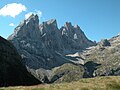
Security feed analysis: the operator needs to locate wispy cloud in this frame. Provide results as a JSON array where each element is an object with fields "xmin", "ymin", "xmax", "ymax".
[
  {"xmin": 0, "ymin": 3, "xmax": 27, "ymax": 18},
  {"xmin": 9, "ymin": 23, "xmax": 15, "ymax": 26},
  {"xmin": 25, "ymin": 10, "xmax": 42, "ymax": 19}
]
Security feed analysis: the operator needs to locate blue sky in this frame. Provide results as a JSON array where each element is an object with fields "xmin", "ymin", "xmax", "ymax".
[{"xmin": 0, "ymin": 0, "xmax": 120, "ymax": 41}]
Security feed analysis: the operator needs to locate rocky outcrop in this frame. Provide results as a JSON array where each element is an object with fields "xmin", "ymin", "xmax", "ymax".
[
  {"xmin": 7, "ymin": 14, "xmax": 96, "ymax": 83},
  {"xmin": 6, "ymin": 14, "xmax": 120, "ymax": 83},
  {"xmin": 39, "ymin": 19, "xmax": 64, "ymax": 52},
  {"xmin": 8, "ymin": 14, "xmax": 40, "ymax": 40},
  {"xmin": 78, "ymin": 35, "xmax": 120, "ymax": 76},
  {"xmin": 98, "ymin": 39, "xmax": 111, "ymax": 47},
  {"xmin": 60, "ymin": 22, "xmax": 95, "ymax": 52},
  {"xmin": 50, "ymin": 63, "xmax": 85, "ymax": 83},
  {"xmin": 8, "ymin": 15, "xmax": 96, "ymax": 65},
  {"xmin": 0, "ymin": 36, "xmax": 40, "ymax": 86}
]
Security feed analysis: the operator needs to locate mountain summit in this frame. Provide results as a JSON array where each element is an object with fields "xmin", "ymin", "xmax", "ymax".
[
  {"xmin": 8, "ymin": 14, "xmax": 96, "ymax": 67},
  {"xmin": 8, "ymin": 14, "xmax": 96, "ymax": 83}
]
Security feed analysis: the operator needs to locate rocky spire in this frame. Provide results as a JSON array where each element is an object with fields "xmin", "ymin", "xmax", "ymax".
[
  {"xmin": 64, "ymin": 22, "xmax": 73, "ymax": 30},
  {"xmin": 7, "ymin": 16, "xmax": 96, "ymax": 83},
  {"xmin": 60, "ymin": 22, "xmax": 96, "ymax": 51},
  {"xmin": 39, "ymin": 19, "xmax": 63, "ymax": 51},
  {"xmin": 47, "ymin": 19, "xmax": 57, "ymax": 26},
  {"xmin": 8, "ymin": 14, "xmax": 40, "ymax": 40}
]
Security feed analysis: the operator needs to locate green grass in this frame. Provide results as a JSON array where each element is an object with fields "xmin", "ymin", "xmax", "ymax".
[
  {"xmin": 0, "ymin": 76, "xmax": 120, "ymax": 90},
  {"xmin": 51, "ymin": 63, "xmax": 85, "ymax": 83},
  {"xmin": 107, "ymin": 81, "xmax": 120, "ymax": 90},
  {"xmin": 32, "ymin": 88, "xmax": 48, "ymax": 90}
]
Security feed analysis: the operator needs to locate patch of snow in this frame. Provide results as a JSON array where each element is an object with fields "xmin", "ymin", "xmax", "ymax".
[
  {"xmin": 66, "ymin": 52, "xmax": 80, "ymax": 57},
  {"xmin": 74, "ymin": 33, "xmax": 78, "ymax": 39}
]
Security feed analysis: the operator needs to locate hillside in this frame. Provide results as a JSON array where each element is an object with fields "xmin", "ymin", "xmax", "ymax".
[
  {"xmin": 80, "ymin": 36, "xmax": 120, "ymax": 76},
  {"xmin": 0, "ymin": 36, "xmax": 40, "ymax": 86}
]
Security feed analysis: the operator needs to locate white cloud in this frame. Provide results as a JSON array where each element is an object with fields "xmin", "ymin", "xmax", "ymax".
[
  {"xmin": 25, "ymin": 12, "xmax": 33, "ymax": 19},
  {"xmin": 25, "ymin": 10, "xmax": 42, "ymax": 19},
  {"xmin": 9, "ymin": 23, "xmax": 15, "ymax": 26},
  {"xmin": 35, "ymin": 10, "xmax": 42, "ymax": 18},
  {"xmin": 0, "ymin": 3, "xmax": 27, "ymax": 18}
]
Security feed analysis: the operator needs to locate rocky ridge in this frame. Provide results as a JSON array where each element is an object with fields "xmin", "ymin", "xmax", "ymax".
[
  {"xmin": 68, "ymin": 35, "xmax": 120, "ymax": 77},
  {"xmin": 8, "ymin": 14, "xmax": 96, "ymax": 83},
  {"xmin": 7, "ymin": 14, "xmax": 120, "ymax": 83},
  {"xmin": 0, "ymin": 36, "xmax": 40, "ymax": 86}
]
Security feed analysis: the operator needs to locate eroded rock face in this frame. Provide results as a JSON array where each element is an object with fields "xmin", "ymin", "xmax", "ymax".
[
  {"xmin": 0, "ymin": 36, "xmax": 40, "ymax": 86},
  {"xmin": 39, "ymin": 19, "xmax": 64, "ymax": 52},
  {"xmin": 99, "ymin": 39, "xmax": 111, "ymax": 47},
  {"xmin": 60, "ymin": 22, "xmax": 95, "ymax": 52},
  {"xmin": 8, "ymin": 14, "xmax": 95, "ymax": 69},
  {"xmin": 6, "ymin": 14, "xmax": 120, "ymax": 83},
  {"xmin": 79, "ymin": 35, "xmax": 120, "ymax": 76},
  {"xmin": 8, "ymin": 14, "xmax": 40, "ymax": 40},
  {"xmin": 7, "ymin": 14, "xmax": 96, "ymax": 83}
]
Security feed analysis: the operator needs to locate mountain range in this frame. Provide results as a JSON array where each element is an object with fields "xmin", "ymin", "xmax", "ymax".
[{"xmin": 0, "ymin": 14, "xmax": 120, "ymax": 86}]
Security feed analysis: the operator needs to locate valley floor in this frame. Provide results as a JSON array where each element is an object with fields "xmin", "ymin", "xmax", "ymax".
[{"xmin": 1, "ymin": 76, "xmax": 120, "ymax": 90}]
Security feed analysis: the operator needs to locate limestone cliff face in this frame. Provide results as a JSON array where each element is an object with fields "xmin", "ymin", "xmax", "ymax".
[
  {"xmin": 7, "ymin": 14, "xmax": 120, "ymax": 83},
  {"xmin": 39, "ymin": 19, "xmax": 64, "ymax": 51},
  {"xmin": 8, "ymin": 14, "xmax": 96, "ymax": 83},
  {"xmin": 8, "ymin": 14, "xmax": 96, "ymax": 70},
  {"xmin": 61, "ymin": 22, "xmax": 95, "ymax": 52}
]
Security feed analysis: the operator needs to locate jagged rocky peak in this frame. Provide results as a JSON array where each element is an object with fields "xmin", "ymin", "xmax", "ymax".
[
  {"xmin": 61, "ymin": 22, "xmax": 74, "ymax": 35},
  {"xmin": 64, "ymin": 22, "xmax": 81, "ymax": 31},
  {"xmin": 39, "ymin": 19, "xmax": 63, "ymax": 51},
  {"xmin": 40, "ymin": 19, "xmax": 58, "ymax": 31},
  {"xmin": 64, "ymin": 22, "xmax": 73, "ymax": 30},
  {"xmin": 26, "ymin": 14, "xmax": 39, "ymax": 22},
  {"xmin": 24, "ymin": 14, "xmax": 39, "ymax": 28},
  {"xmin": 60, "ymin": 22, "xmax": 96, "ymax": 51},
  {"xmin": 18, "ymin": 14, "xmax": 39, "ymax": 29},
  {"xmin": 39, "ymin": 19, "xmax": 58, "ymax": 35},
  {"xmin": 7, "ymin": 15, "xmax": 97, "ymax": 83},
  {"xmin": 46, "ymin": 19, "xmax": 57, "ymax": 26},
  {"xmin": 99, "ymin": 39, "xmax": 111, "ymax": 47},
  {"xmin": 8, "ymin": 15, "xmax": 96, "ymax": 68},
  {"xmin": 40, "ymin": 19, "xmax": 57, "ymax": 27},
  {"xmin": 74, "ymin": 24, "xmax": 80, "ymax": 29},
  {"xmin": 8, "ymin": 14, "xmax": 40, "ymax": 40},
  {"xmin": 62, "ymin": 22, "xmax": 84, "ymax": 35}
]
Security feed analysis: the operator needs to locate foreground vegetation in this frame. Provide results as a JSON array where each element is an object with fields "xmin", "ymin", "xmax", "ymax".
[{"xmin": 1, "ymin": 76, "xmax": 120, "ymax": 90}]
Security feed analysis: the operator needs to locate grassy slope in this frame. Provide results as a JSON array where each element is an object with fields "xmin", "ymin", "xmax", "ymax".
[
  {"xmin": 1, "ymin": 76, "xmax": 120, "ymax": 90},
  {"xmin": 50, "ymin": 63, "xmax": 85, "ymax": 83}
]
